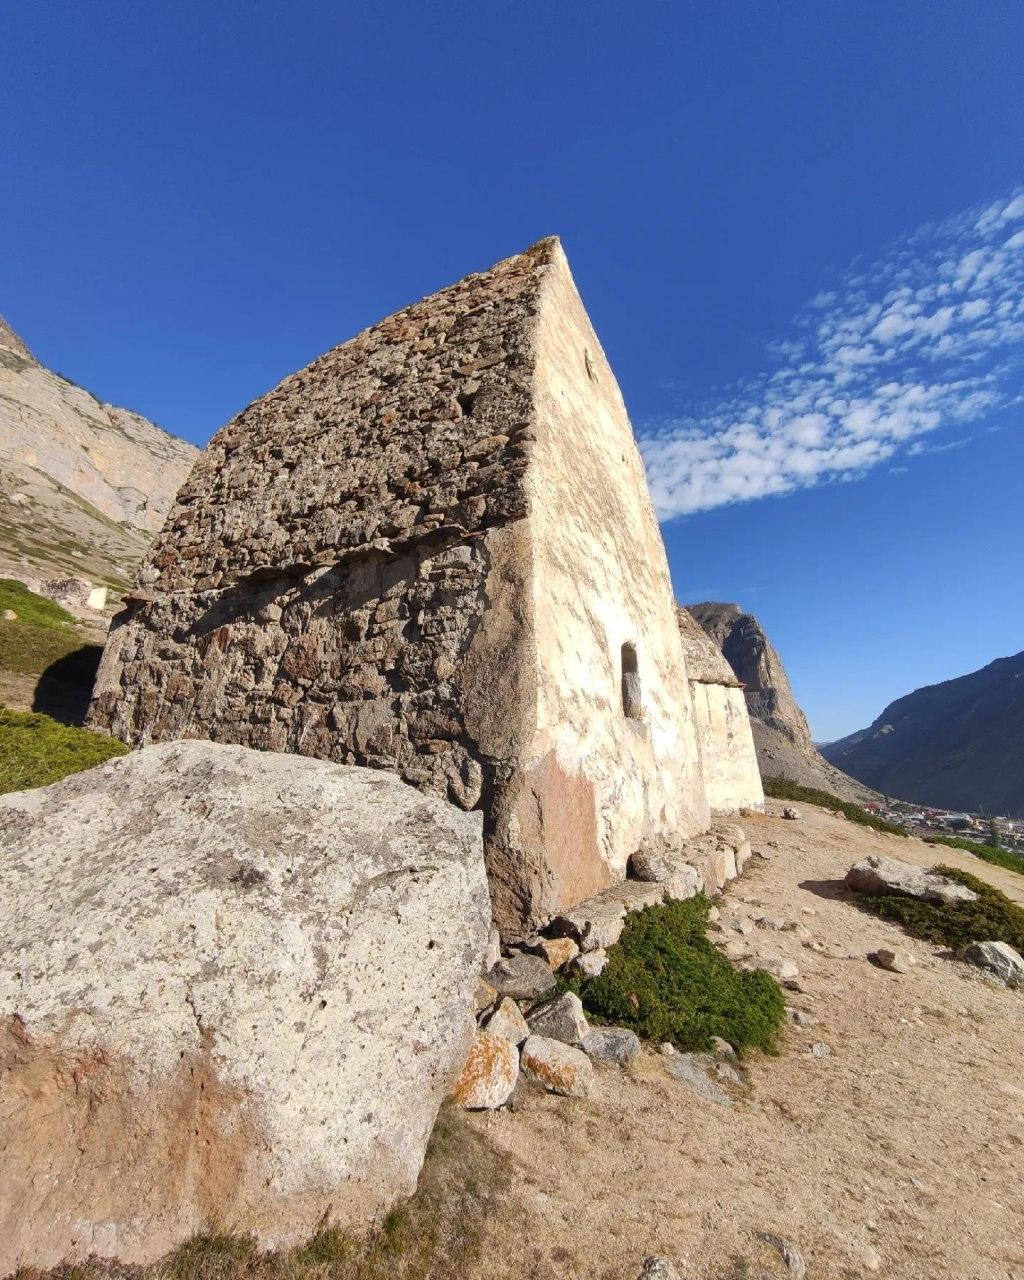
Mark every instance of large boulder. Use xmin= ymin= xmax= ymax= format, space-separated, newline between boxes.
xmin=0 ymin=742 xmax=489 ymax=1273
xmin=957 ymin=940 xmax=1024 ymax=987
xmin=845 ymin=854 xmax=978 ymax=906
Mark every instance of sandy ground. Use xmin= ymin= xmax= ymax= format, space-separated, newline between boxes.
xmin=465 ymin=802 xmax=1024 ymax=1280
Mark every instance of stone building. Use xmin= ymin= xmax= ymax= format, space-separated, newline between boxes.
xmin=676 ymin=606 xmax=764 ymax=815
xmin=90 ymin=239 xmax=719 ymax=936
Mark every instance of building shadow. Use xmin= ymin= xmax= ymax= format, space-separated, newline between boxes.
xmin=32 ymin=644 xmax=104 ymax=726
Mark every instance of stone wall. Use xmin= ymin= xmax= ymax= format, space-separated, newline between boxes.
xmin=90 ymin=244 xmax=553 ymax=932
xmin=521 ymin=243 xmax=709 ymax=907
xmin=90 ymin=239 xmax=715 ymax=936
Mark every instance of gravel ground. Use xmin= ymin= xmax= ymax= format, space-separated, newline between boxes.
xmin=465 ymin=801 xmax=1024 ymax=1280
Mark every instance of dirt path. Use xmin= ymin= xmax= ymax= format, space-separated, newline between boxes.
xmin=465 ymin=803 xmax=1024 ymax=1280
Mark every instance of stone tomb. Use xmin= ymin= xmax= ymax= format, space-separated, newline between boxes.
xmin=90 ymin=238 xmax=738 ymax=936
xmin=675 ymin=606 xmax=764 ymax=815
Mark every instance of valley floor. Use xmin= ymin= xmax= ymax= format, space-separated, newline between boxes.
xmin=464 ymin=803 xmax=1024 ymax=1280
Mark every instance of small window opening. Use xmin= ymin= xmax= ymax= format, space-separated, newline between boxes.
xmin=621 ymin=642 xmax=642 ymax=719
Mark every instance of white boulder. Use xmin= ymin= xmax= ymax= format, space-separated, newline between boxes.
xmin=0 ymin=741 xmax=489 ymax=1272
xmin=846 ymin=854 xmax=978 ymax=906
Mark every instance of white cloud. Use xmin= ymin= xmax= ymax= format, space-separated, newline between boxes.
xmin=642 ymin=188 xmax=1024 ymax=519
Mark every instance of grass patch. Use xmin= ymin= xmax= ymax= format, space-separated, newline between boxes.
xmin=0 ymin=708 xmax=126 ymax=794
xmin=854 ymin=864 xmax=1024 ymax=953
xmin=926 ymin=834 xmax=1024 ymax=877
xmin=0 ymin=578 xmax=77 ymax=629
xmin=763 ymin=775 xmax=907 ymax=837
xmin=0 ymin=578 xmax=97 ymax=679
xmin=17 ymin=1106 xmax=510 ymax=1280
xmin=564 ymin=896 xmax=785 ymax=1055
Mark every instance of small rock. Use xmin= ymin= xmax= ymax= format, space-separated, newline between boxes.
xmin=783 ymin=977 xmax=808 ymax=993
xmin=707 ymin=905 xmax=721 ymax=922
xmin=450 ymin=1031 xmax=519 ymax=1110
xmin=629 ymin=846 xmax=703 ymax=901
xmin=810 ymin=1040 xmax=831 ymax=1058
xmin=735 ymin=918 xmax=754 ymax=936
xmin=760 ymin=955 xmax=799 ymax=981
xmin=524 ymin=935 xmax=580 ymax=970
xmin=567 ymin=947 xmax=608 ymax=979
xmin=754 ymin=848 xmax=772 ymax=861
xmin=723 ymin=940 xmax=749 ymax=961
xmin=782 ymin=807 xmax=801 ymax=820
xmin=582 ymin=1026 xmax=641 ymax=1064
xmin=710 ymin=1035 xmax=737 ymax=1059
xmin=659 ymin=1042 xmax=676 ymax=1056
xmin=757 ymin=1232 xmax=806 ymax=1278
xmin=664 ymin=1051 xmax=732 ymax=1106
xmin=483 ymin=923 xmax=501 ymax=972
xmin=474 ymin=976 xmax=498 ymax=1015
xmin=786 ymin=1008 xmax=818 ymax=1027
xmin=520 ymin=1034 xmax=595 ymax=1098
xmin=2 ymin=608 xmax=17 ymax=621
xmin=957 ymin=940 xmax=1024 ymax=986
xmin=871 ymin=947 xmax=915 ymax=974
xmin=486 ymin=951 xmax=556 ymax=1001
xmin=483 ymin=996 xmax=529 ymax=1046
xmin=714 ymin=1061 xmax=745 ymax=1087
xmin=526 ymin=992 xmax=589 ymax=1045
xmin=636 ymin=1257 xmax=681 ymax=1280
xmin=860 ymin=1243 xmax=882 ymax=1272
xmin=756 ymin=915 xmax=785 ymax=930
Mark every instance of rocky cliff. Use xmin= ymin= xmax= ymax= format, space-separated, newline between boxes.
xmin=821 ymin=650 xmax=1024 ymax=817
xmin=0 ymin=315 xmax=197 ymax=591
xmin=686 ymin=602 xmax=874 ymax=803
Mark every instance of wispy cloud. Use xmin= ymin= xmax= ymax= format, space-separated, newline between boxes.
xmin=641 ymin=191 xmax=1024 ymax=520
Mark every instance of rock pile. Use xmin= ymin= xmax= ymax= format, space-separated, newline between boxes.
xmin=451 ymin=820 xmax=755 ymax=1108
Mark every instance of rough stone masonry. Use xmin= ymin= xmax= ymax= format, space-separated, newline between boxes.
xmin=90 ymin=238 xmax=760 ymax=935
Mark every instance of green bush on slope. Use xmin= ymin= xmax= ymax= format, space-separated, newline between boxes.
xmin=927 ymin=834 xmax=1024 ymax=877
xmin=763 ymin=775 xmax=907 ymax=837
xmin=0 ymin=707 xmax=126 ymax=795
xmin=564 ymin=896 xmax=785 ymax=1055
xmin=854 ymin=864 xmax=1024 ymax=953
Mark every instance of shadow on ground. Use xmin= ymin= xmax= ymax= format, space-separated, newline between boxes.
xmin=32 ymin=644 xmax=103 ymax=725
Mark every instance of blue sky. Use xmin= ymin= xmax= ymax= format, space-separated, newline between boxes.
xmin=2 ymin=1 xmax=1022 ymax=740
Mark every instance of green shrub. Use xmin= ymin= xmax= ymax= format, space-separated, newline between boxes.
xmin=854 ymin=864 xmax=1024 ymax=953
xmin=0 ymin=708 xmax=126 ymax=794
xmin=564 ymin=896 xmax=785 ymax=1055
xmin=763 ymin=776 xmax=907 ymax=836
xmin=926 ymin=834 xmax=1024 ymax=877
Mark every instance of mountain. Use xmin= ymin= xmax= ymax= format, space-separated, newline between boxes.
xmin=0 ymin=315 xmax=197 ymax=593
xmin=821 ymin=651 xmax=1024 ymax=817
xmin=686 ymin=601 xmax=875 ymax=804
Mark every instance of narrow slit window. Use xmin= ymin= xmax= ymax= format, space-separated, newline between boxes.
xmin=621 ymin=642 xmax=642 ymax=719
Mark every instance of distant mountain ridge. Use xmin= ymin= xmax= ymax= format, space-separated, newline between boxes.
xmin=0 ymin=314 xmax=197 ymax=591
xmin=822 ymin=650 xmax=1024 ymax=817
xmin=686 ymin=601 xmax=875 ymax=804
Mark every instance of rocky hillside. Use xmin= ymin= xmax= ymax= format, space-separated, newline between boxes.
xmin=687 ymin=602 xmax=874 ymax=804
xmin=822 ymin=649 xmax=1024 ymax=817
xmin=0 ymin=315 xmax=197 ymax=592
